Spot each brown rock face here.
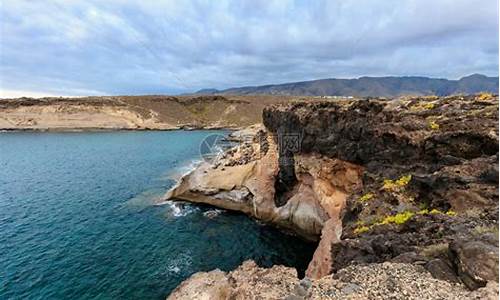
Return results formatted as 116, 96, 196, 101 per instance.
168, 94, 498, 296
165, 126, 363, 243
294, 155, 363, 278
167, 260, 299, 300
167, 269, 232, 300
264, 95, 498, 285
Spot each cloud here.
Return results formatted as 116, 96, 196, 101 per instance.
0, 0, 498, 96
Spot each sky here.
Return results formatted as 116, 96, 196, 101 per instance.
0, 0, 498, 97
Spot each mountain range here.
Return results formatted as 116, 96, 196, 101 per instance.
194, 74, 498, 97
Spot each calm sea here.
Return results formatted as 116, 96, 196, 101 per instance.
0, 131, 315, 299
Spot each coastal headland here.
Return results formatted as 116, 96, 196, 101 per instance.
3, 93, 497, 299
167, 93, 499, 299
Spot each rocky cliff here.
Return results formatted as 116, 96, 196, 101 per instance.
0, 95, 298, 130
166, 93, 499, 299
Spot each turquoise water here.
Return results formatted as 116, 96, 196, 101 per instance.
0, 131, 316, 299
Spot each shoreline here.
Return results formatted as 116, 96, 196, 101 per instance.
0, 130, 318, 299
0, 94, 292, 133
0, 126, 238, 133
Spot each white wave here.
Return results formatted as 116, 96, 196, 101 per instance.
162, 200, 199, 218
202, 208, 223, 219
166, 252, 193, 274
168, 266, 181, 274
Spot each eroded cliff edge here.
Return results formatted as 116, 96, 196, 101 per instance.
166, 94, 499, 299
0, 95, 299, 130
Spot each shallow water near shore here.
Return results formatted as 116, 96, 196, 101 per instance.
0, 131, 316, 299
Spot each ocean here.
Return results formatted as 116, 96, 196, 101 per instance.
0, 131, 315, 299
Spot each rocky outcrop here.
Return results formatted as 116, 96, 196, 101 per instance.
263, 94, 498, 280
262, 95, 498, 178
167, 260, 299, 300
165, 125, 363, 242
168, 259, 496, 300
167, 94, 499, 297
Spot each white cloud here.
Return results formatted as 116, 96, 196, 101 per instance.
0, 89, 62, 98
0, 0, 498, 95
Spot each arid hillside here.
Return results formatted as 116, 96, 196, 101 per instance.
195, 74, 499, 97
0, 95, 315, 131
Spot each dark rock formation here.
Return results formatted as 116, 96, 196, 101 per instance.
263, 94, 499, 287
264, 95, 498, 174
449, 233, 499, 289
169, 94, 498, 298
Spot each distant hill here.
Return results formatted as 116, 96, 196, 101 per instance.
194, 74, 498, 97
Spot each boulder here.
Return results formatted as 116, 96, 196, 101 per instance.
449, 233, 499, 290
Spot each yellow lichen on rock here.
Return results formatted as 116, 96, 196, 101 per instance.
423, 103, 435, 110
429, 120, 440, 130
353, 211, 415, 234
354, 225, 370, 234
359, 193, 374, 202
383, 175, 412, 191
476, 92, 494, 101
396, 175, 412, 186
418, 208, 457, 216
379, 211, 414, 225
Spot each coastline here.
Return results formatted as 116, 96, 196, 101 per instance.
166, 94, 499, 299
0, 130, 318, 299
2, 94, 497, 299
0, 94, 297, 132
0, 125, 240, 133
